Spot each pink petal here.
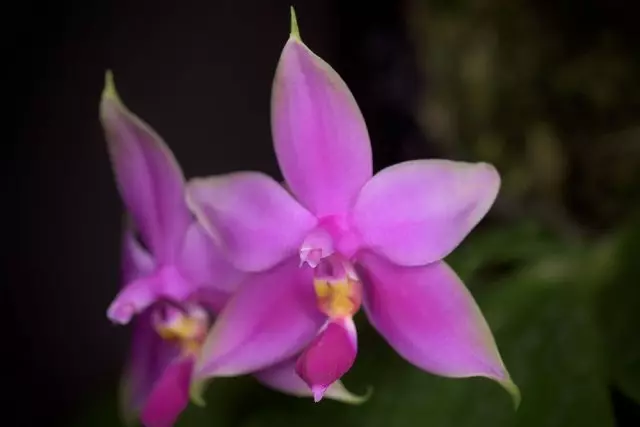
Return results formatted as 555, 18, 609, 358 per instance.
121, 228, 155, 284
194, 257, 325, 378
271, 35, 373, 216
107, 266, 193, 325
115, 223, 242, 321
294, 317, 358, 402
140, 357, 194, 427
121, 311, 179, 421
186, 287, 233, 316
110, 223, 241, 324
358, 251, 515, 391
254, 356, 368, 404
352, 160, 500, 266
186, 172, 317, 272
119, 230, 174, 419
107, 275, 161, 324
119, 229, 192, 425
100, 72, 191, 263
177, 222, 246, 310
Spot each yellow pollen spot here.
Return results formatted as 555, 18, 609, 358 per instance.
181, 339, 202, 356
156, 315, 206, 356
314, 278, 360, 318
314, 279, 331, 298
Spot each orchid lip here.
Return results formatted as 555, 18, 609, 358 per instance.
294, 317, 359, 401
292, 256, 363, 401
312, 386, 327, 403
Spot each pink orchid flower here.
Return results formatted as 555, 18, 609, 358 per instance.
187, 10, 519, 405
101, 73, 364, 427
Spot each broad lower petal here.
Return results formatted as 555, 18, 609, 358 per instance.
358, 251, 517, 399
100, 72, 191, 263
194, 257, 326, 378
352, 159, 500, 266
271, 24, 373, 216
295, 317, 358, 402
187, 172, 317, 272
140, 357, 194, 427
254, 356, 368, 404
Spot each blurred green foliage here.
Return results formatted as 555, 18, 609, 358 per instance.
408, 0, 640, 229
597, 222, 640, 404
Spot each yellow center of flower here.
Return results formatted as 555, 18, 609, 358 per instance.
155, 309, 208, 356
314, 277, 362, 318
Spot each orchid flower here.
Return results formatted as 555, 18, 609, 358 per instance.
187, 9, 519, 405
101, 73, 364, 427
120, 229, 366, 427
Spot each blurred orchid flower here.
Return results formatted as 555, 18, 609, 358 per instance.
101, 73, 364, 427
100, 72, 241, 326
187, 9, 519, 405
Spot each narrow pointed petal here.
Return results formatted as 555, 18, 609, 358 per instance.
295, 317, 358, 402
187, 172, 317, 272
140, 357, 194, 427
271, 34, 373, 216
254, 356, 368, 404
352, 160, 500, 266
194, 257, 325, 378
178, 222, 246, 299
357, 251, 516, 397
100, 72, 191, 263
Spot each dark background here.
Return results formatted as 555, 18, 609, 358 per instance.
8, 0, 640, 426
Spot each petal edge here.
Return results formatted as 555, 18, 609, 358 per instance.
271, 38, 373, 216
187, 172, 316, 272
358, 251, 515, 399
352, 159, 500, 266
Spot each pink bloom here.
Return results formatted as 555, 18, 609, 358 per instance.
101, 73, 364, 427
100, 73, 241, 326
187, 9, 518, 405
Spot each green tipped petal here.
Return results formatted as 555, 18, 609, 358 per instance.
499, 377, 521, 410
98, 68, 192, 266
118, 376, 138, 427
253, 357, 371, 405
189, 379, 209, 407
272, 5, 374, 216
325, 384, 374, 405
102, 70, 121, 102
289, 6, 300, 40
